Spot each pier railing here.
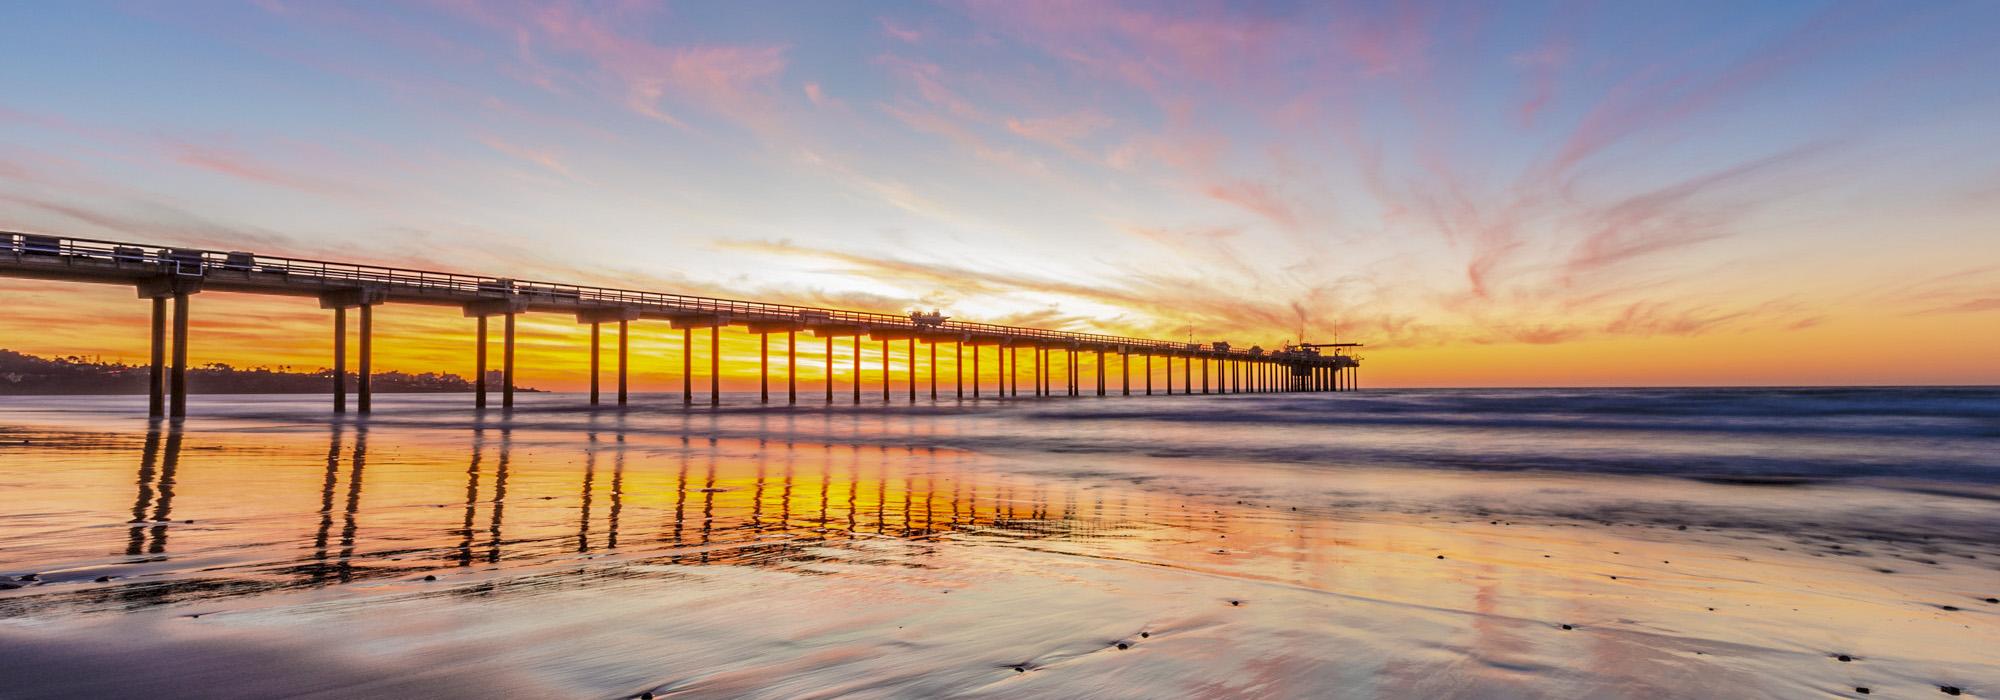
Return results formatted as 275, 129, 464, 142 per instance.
3, 233, 1222, 352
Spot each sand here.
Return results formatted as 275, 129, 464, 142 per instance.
0, 393, 1995, 698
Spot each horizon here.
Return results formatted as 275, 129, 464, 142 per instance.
4, 1, 1999, 388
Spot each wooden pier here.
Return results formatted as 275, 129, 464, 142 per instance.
1, 233, 1362, 417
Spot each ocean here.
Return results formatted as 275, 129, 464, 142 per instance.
1, 388, 1995, 698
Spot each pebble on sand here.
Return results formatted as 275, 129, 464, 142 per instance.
1116, 643, 1129, 650
424, 575, 437, 581
1230, 600, 1241, 606
1939, 605, 1959, 611
1140, 632, 1150, 638
1985, 598, 1998, 604
1940, 686, 1961, 696
1855, 688, 1869, 694
94, 576, 112, 583
1837, 654, 1852, 662
1560, 624, 1573, 630
1436, 555, 1445, 560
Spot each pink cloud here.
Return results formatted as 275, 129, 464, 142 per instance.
1202, 180, 1300, 231
879, 17, 924, 43
803, 82, 839, 109
163, 141, 355, 196
476, 135, 577, 180
1005, 110, 1113, 148
440, 1, 789, 130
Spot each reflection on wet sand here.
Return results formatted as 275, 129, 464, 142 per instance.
4, 419, 1187, 619
2, 395, 1996, 699
124, 424, 182, 557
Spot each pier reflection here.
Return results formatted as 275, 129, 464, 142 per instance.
124, 423, 183, 557
2, 420, 1190, 618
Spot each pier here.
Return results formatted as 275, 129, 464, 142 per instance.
1, 233, 1362, 417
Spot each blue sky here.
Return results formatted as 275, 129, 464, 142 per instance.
2, 1, 1998, 385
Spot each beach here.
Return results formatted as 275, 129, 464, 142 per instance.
1, 389, 1995, 698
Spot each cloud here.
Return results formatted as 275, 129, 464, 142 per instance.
879, 17, 924, 44
1005, 110, 1113, 148
1202, 179, 1300, 231
476, 135, 578, 181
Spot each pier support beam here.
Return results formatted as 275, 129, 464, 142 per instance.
788, 331, 797, 405
1096, 349, 1106, 396
955, 342, 964, 398
683, 328, 693, 405
853, 335, 861, 405
475, 317, 488, 408
929, 341, 937, 400
1145, 353, 1153, 395
332, 309, 346, 413
1008, 345, 1018, 397
170, 292, 189, 417
323, 288, 386, 413
138, 277, 199, 418
972, 342, 981, 398
1121, 349, 1129, 396
590, 322, 601, 405
760, 333, 770, 404
359, 304, 373, 412
909, 338, 917, 403
148, 297, 165, 417
618, 320, 628, 405
461, 300, 526, 411
503, 313, 516, 408
710, 326, 720, 407
825, 336, 835, 404
881, 339, 890, 403
1034, 346, 1044, 398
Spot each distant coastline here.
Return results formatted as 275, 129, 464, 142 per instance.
0, 349, 540, 395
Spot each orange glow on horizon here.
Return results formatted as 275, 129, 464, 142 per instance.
2, 279, 1993, 390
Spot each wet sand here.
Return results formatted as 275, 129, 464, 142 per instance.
1, 393, 1995, 698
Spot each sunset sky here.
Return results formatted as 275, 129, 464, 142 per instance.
3, 1, 1997, 389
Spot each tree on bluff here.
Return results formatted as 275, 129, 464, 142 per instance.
0, 349, 535, 395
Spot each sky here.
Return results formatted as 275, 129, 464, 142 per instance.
2, 0, 1997, 390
